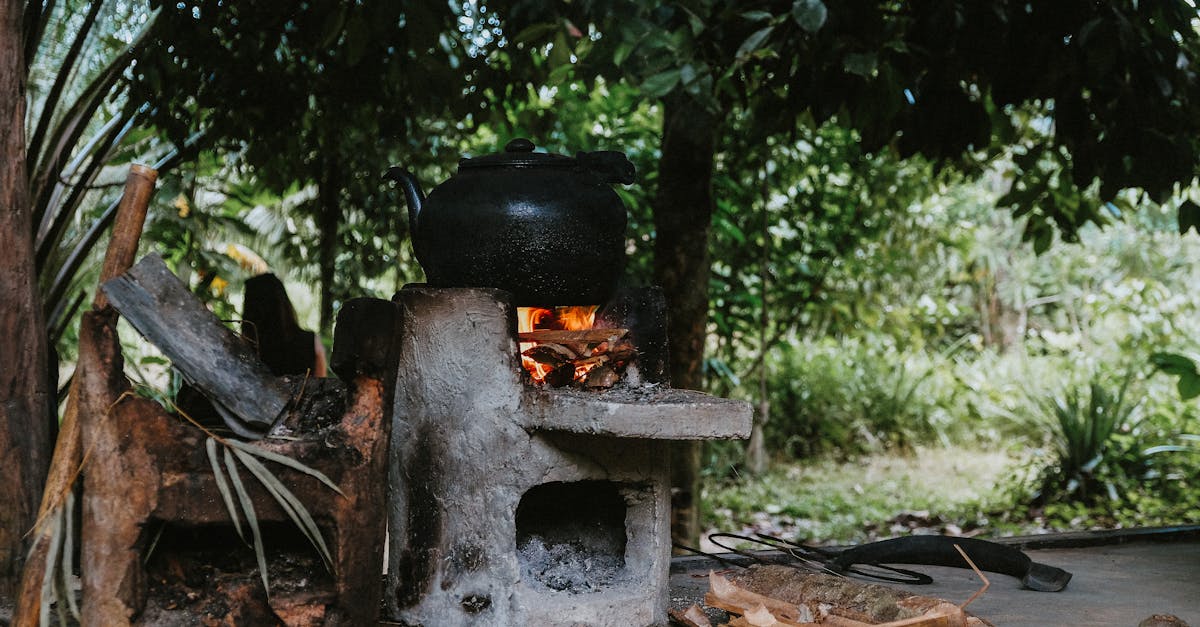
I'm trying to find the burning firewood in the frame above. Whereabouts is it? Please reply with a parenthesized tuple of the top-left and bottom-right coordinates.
(523, 343, 575, 367)
(518, 328, 628, 343)
(583, 364, 619, 389)
(543, 361, 577, 388)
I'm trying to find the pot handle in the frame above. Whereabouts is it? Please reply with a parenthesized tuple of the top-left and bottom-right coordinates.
(576, 151, 636, 185)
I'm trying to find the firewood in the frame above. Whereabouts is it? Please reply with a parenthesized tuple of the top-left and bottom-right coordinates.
(717, 565, 991, 627)
(583, 364, 619, 389)
(523, 344, 574, 367)
(518, 328, 628, 344)
(573, 354, 612, 368)
(704, 571, 814, 626)
(543, 362, 576, 388)
(102, 254, 292, 438)
(669, 604, 713, 627)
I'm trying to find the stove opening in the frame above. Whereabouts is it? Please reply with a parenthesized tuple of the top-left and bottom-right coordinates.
(515, 480, 627, 593)
(517, 306, 637, 390)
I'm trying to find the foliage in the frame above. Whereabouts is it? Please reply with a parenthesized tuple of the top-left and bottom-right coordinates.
(1151, 352, 1200, 400)
(1032, 369, 1141, 504)
(504, 0, 1200, 232)
(757, 337, 947, 460)
(129, 0, 493, 328)
(703, 446, 1018, 545)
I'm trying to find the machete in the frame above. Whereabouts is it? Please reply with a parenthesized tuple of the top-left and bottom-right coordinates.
(826, 535, 1072, 592)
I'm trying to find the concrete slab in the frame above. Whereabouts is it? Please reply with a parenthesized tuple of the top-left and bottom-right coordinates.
(524, 386, 753, 440)
(670, 537, 1200, 626)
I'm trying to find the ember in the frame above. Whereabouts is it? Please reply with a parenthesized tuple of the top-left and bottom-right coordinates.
(518, 305, 637, 389)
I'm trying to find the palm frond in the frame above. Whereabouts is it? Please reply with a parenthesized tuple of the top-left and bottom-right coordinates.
(222, 445, 269, 596)
(205, 435, 342, 595)
(206, 437, 245, 541)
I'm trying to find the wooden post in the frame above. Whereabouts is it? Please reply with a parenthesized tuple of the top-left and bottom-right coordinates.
(12, 164, 157, 627)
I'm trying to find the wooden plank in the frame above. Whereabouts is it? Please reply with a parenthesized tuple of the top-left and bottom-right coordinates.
(518, 328, 627, 343)
(102, 253, 289, 437)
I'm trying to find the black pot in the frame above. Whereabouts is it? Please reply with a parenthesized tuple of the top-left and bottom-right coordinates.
(386, 138, 635, 306)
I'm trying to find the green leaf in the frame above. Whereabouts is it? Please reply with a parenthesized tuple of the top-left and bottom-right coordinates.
(792, 0, 828, 33)
(1179, 374, 1200, 400)
(613, 41, 634, 66)
(1178, 199, 1200, 234)
(512, 22, 560, 45)
(736, 26, 774, 61)
(683, 8, 705, 36)
(843, 52, 877, 78)
(1032, 226, 1052, 254)
(640, 68, 681, 98)
(1150, 351, 1197, 377)
(742, 10, 774, 22)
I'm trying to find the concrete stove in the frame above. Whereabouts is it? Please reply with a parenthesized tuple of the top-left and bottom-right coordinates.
(384, 286, 752, 626)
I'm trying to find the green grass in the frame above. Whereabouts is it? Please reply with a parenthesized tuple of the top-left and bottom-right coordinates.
(700, 445, 1028, 547)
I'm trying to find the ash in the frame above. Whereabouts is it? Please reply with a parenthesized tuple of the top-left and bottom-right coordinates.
(518, 536, 625, 593)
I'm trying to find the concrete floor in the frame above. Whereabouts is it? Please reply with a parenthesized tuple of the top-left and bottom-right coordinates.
(669, 531, 1200, 626)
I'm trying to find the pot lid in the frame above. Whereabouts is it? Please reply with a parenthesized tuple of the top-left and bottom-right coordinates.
(458, 138, 576, 169)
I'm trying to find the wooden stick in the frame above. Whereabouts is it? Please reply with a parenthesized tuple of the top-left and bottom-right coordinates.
(518, 328, 628, 344)
(953, 544, 989, 611)
(92, 164, 156, 310)
(13, 164, 158, 627)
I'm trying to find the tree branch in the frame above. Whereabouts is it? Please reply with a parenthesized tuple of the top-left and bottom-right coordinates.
(22, 0, 56, 72)
(25, 0, 104, 174)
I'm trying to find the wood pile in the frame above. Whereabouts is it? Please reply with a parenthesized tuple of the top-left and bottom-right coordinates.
(520, 328, 637, 390)
(669, 565, 992, 627)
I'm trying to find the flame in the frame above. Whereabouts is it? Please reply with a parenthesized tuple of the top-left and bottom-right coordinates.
(518, 305, 598, 384)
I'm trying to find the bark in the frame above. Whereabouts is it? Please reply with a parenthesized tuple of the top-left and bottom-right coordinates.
(0, 0, 52, 597)
(317, 153, 341, 334)
(654, 93, 717, 547)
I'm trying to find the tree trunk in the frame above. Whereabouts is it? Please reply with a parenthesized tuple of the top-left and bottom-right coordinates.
(654, 93, 717, 547)
(745, 169, 771, 475)
(317, 157, 341, 334)
(0, 0, 53, 596)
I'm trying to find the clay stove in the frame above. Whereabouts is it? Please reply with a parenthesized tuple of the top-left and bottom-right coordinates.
(385, 286, 752, 626)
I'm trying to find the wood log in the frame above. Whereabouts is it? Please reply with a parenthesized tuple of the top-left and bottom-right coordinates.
(13, 164, 157, 627)
(518, 328, 628, 344)
(101, 253, 291, 438)
(715, 565, 990, 627)
(330, 297, 399, 381)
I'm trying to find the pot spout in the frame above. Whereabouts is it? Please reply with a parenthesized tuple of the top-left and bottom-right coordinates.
(385, 166, 425, 242)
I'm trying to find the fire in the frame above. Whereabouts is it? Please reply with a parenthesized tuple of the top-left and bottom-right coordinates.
(518, 306, 598, 384)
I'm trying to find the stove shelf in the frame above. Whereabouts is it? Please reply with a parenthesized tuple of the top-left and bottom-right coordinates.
(523, 385, 753, 440)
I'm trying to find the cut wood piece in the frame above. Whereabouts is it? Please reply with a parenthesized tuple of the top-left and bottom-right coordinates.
(705, 571, 813, 626)
(101, 253, 290, 438)
(722, 565, 991, 627)
(668, 604, 712, 627)
(523, 344, 572, 367)
(518, 328, 628, 344)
